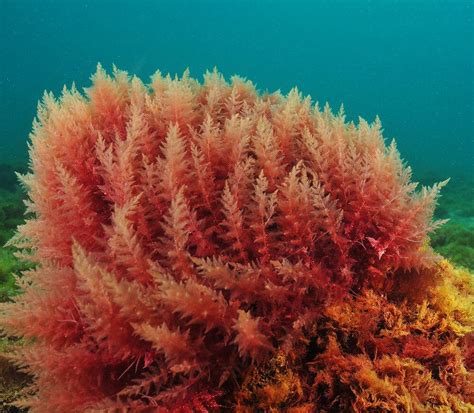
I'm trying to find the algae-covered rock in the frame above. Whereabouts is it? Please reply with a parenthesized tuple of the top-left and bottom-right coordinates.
(0, 338, 30, 413)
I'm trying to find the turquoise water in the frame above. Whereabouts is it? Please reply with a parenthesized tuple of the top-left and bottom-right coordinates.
(0, 0, 472, 179)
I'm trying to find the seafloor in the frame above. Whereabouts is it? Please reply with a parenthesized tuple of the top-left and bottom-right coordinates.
(0, 161, 472, 412)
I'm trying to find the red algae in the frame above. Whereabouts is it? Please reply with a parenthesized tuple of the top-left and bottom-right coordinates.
(0, 66, 472, 412)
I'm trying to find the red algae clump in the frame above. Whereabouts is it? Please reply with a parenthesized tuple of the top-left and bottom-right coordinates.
(0, 66, 472, 412)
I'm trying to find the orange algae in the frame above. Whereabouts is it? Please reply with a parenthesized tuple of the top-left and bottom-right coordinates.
(235, 352, 304, 412)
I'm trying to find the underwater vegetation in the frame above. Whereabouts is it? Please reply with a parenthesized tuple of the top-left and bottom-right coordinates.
(0, 249, 21, 304)
(432, 176, 474, 221)
(0, 186, 27, 302)
(0, 190, 25, 246)
(430, 177, 474, 272)
(0, 173, 30, 413)
(431, 221, 474, 272)
(0, 67, 472, 412)
(0, 337, 29, 413)
(0, 165, 26, 194)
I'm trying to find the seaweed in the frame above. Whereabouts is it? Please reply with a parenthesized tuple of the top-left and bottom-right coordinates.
(428, 175, 474, 271)
(431, 221, 474, 271)
(0, 337, 30, 413)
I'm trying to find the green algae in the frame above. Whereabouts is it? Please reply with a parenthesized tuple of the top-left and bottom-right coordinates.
(0, 186, 27, 302)
(431, 219, 474, 271)
(430, 175, 474, 271)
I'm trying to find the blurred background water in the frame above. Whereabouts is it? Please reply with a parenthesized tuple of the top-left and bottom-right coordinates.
(0, 0, 472, 179)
